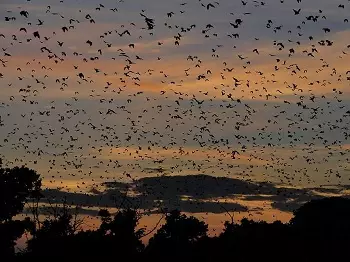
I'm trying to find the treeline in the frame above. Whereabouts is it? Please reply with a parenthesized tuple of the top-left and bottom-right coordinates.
(1, 166, 350, 261)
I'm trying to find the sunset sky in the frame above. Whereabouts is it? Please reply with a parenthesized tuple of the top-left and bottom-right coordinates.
(1, 0, 350, 223)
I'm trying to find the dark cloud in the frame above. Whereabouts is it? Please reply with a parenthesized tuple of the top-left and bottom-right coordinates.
(23, 205, 101, 217)
(37, 174, 346, 214)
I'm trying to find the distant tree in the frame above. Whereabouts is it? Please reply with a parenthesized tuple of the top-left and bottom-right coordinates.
(26, 212, 75, 256)
(0, 166, 41, 257)
(146, 210, 208, 261)
(70, 208, 144, 258)
(97, 208, 145, 256)
(26, 208, 144, 258)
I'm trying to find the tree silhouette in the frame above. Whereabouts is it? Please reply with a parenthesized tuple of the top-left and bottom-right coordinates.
(97, 208, 145, 257)
(26, 212, 75, 256)
(215, 218, 292, 261)
(0, 218, 32, 258)
(290, 197, 350, 261)
(0, 165, 41, 257)
(0, 166, 41, 221)
(146, 210, 208, 261)
(291, 197, 350, 233)
(25, 207, 144, 258)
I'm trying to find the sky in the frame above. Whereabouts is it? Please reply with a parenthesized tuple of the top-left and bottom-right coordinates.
(1, 0, 350, 222)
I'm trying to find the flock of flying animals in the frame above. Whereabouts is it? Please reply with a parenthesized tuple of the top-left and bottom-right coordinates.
(0, 0, 350, 215)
